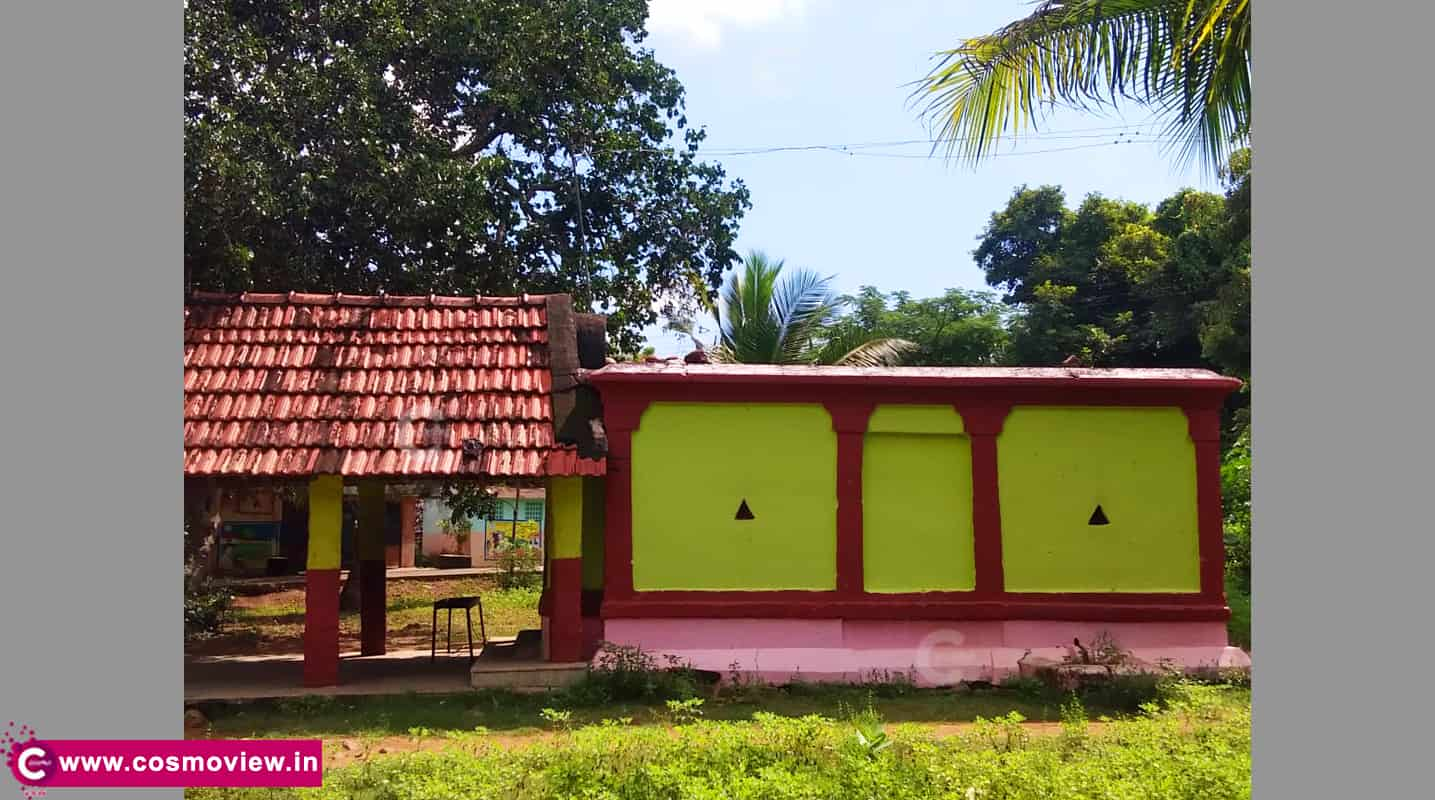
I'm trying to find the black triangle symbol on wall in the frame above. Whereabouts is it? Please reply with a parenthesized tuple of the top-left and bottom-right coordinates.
(1088, 505, 1110, 526)
(735, 499, 755, 520)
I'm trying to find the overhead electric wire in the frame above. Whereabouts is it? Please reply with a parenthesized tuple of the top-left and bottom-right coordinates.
(576, 119, 1175, 159)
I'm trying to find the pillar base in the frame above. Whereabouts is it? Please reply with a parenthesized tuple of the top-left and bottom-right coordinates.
(303, 569, 341, 687)
(547, 557, 583, 662)
(359, 559, 386, 656)
(600, 618, 1247, 687)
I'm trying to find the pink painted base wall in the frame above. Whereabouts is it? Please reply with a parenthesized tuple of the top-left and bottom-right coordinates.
(600, 618, 1249, 686)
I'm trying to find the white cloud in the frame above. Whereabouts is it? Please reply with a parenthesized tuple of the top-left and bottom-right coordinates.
(647, 0, 812, 49)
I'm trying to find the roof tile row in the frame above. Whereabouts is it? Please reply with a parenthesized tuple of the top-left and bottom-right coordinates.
(183, 446, 554, 477)
(185, 393, 550, 422)
(183, 343, 547, 369)
(184, 367, 552, 395)
(185, 293, 601, 478)
(186, 305, 545, 331)
(185, 327, 546, 345)
(185, 420, 554, 449)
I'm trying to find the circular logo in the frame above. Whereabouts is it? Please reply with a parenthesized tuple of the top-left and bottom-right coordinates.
(11, 742, 56, 786)
(913, 628, 970, 686)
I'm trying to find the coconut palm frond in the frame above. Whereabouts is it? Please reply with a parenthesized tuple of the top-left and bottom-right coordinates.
(914, 0, 1250, 176)
(718, 252, 784, 364)
(714, 251, 913, 367)
(833, 338, 919, 368)
(769, 267, 839, 363)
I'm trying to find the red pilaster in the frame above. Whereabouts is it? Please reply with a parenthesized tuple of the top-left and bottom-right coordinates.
(548, 557, 584, 662)
(358, 561, 386, 655)
(958, 403, 1012, 597)
(1185, 406, 1228, 602)
(602, 398, 647, 602)
(825, 400, 875, 596)
(357, 481, 387, 656)
(399, 496, 418, 567)
(303, 569, 341, 687)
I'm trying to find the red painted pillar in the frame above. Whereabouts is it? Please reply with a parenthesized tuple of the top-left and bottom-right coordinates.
(399, 496, 417, 567)
(303, 475, 343, 687)
(826, 400, 875, 596)
(958, 404, 1012, 598)
(357, 481, 387, 656)
(602, 399, 646, 604)
(1185, 406, 1228, 602)
(547, 477, 586, 662)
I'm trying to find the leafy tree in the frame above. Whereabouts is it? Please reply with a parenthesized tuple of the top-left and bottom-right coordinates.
(1221, 426, 1251, 594)
(825, 287, 1010, 366)
(1191, 149, 1251, 382)
(683, 252, 915, 366)
(973, 148, 1250, 376)
(185, 0, 750, 352)
(915, 0, 1251, 175)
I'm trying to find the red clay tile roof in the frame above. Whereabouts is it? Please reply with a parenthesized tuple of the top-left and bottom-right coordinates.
(184, 292, 604, 478)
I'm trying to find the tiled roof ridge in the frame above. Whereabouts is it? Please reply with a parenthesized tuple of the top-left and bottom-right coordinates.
(186, 291, 550, 308)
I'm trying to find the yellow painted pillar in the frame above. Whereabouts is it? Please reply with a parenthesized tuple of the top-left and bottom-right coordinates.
(546, 477, 584, 662)
(304, 475, 343, 686)
(581, 476, 606, 592)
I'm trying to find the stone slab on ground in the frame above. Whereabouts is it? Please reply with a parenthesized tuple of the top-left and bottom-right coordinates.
(470, 661, 588, 692)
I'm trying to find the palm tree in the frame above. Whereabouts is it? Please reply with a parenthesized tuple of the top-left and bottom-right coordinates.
(915, 0, 1250, 175)
(690, 251, 915, 366)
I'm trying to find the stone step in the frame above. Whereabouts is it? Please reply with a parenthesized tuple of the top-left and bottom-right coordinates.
(469, 661, 588, 692)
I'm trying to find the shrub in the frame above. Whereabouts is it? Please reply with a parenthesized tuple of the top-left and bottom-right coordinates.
(563, 643, 703, 704)
(492, 539, 541, 590)
(857, 668, 918, 698)
(998, 674, 1052, 700)
(539, 707, 573, 732)
(1058, 695, 1090, 755)
(970, 711, 1031, 753)
(663, 697, 705, 725)
(186, 693, 1251, 800)
(1078, 672, 1177, 713)
(184, 578, 233, 639)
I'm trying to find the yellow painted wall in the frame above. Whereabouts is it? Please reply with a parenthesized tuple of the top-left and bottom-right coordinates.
(548, 476, 584, 560)
(997, 406, 1200, 592)
(630, 402, 837, 590)
(581, 476, 606, 590)
(863, 405, 975, 592)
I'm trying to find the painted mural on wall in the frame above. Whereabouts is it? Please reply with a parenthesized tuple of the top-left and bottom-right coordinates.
(216, 488, 283, 572)
(218, 521, 280, 570)
(421, 493, 546, 560)
(485, 520, 542, 558)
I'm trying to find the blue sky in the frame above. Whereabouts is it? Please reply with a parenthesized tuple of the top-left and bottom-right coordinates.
(637, 0, 1219, 355)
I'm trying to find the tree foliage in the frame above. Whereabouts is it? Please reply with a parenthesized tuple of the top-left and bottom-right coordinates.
(974, 148, 1250, 381)
(824, 287, 1010, 366)
(915, 0, 1251, 175)
(185, 0, 750, 351)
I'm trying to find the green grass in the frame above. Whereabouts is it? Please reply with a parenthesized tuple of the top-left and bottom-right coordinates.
(189, 684, 1250, 800)
(195, 678, 1247, 740)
